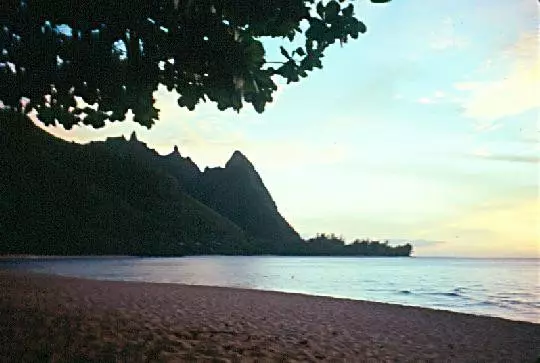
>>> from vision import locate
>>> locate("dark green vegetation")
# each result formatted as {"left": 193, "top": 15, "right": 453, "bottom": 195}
{"left": 0, "top": 113, "right": 411, "bottom": 256}
{"left": 1, "top": 0, "right": 389, "bottom": 128}
{"left": 306, "top": 234, "right": 412, "bottom": 256}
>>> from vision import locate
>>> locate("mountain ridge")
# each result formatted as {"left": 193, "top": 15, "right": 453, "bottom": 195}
{"left": 0, "top": 112, "right": 301, "bottom": 255}
{"left": 103, "top": 131, "right": 301, "bottom": 244}
{"left": 0, "top": 112, "right": 411, "bottom": 257}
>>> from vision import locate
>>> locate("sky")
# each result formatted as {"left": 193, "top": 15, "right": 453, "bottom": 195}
{"left": 34, "top": 0, "right": 539, "bottom": 257}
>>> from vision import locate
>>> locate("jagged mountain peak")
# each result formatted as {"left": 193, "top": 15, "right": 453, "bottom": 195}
{"left": 226, "top": 150, "right": 253, "bottom": 169}
{"left": 125, "top": 131, "right": 151, "bottom": 153}
{"left": 169, "top": 145, "right": 181, "bottom": 157}
{"left": 197, "top": 149, "right": 300, "bottom": 243}
{"left": 129, "top": 131, "right": 138, "bottom": 142}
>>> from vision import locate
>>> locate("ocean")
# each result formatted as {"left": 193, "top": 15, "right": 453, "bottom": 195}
{"left": 1, "top": 256, "right": 538, "bottom": 323}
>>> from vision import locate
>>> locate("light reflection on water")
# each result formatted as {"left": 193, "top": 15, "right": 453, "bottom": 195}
{"left": 2, "top": 256, "right": 538, "bottom": 323}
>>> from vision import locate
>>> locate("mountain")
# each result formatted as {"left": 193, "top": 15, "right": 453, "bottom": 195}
{"left": 0, "top": 112, "right": 411, "bottom": 257}
{"left": 0, "top": 112, "right": 300, "bottom": 255}
{"left": 98, "top": 133, "right": 301, "bottom": 246}
{"left": 196, "top": 151, "right": 300, "bottom": 243}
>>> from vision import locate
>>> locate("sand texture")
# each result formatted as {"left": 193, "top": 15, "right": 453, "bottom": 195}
{"left": 0, "top": 270, "right": 538, "bottom": 362}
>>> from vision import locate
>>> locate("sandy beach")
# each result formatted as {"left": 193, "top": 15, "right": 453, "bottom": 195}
{"left": 0, "top": 270, "right": 538, "bottom": 362}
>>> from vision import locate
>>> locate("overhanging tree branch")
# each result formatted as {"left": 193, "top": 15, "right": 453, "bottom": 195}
{"left": 0, "top": 0, "right": 391, "bottom": 129}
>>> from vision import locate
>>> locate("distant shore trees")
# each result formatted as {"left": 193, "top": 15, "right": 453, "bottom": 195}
{"left": 304, "top": 234, "right": 412, "bottom": 256}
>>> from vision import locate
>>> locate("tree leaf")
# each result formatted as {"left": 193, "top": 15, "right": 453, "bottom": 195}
{"left": 0, "top": 0, "right": 390, "bottom": 126}
{"left": 343, "top": 4, "right": 354, "bottom": 17}
{"left": 325, "top": 1, "right": 341, "bottom": 21}
{"left": 280, "top": 46, "right": 290, "bottom": 59}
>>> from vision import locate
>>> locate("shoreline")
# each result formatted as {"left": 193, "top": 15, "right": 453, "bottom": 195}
{"left": 1, "top": 259, "right": 538, "bottom": 324}
{"left": 1, "top": 268, "right": 536, "bottom": 325}
{"left": 1, "top": 270, "right": 539, "bottom": 362}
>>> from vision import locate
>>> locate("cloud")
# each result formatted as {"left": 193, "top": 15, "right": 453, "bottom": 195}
{"left": 468, "top": 147, "right": 538, "bottom": 164}
{"left": 472, "top": 120, "right": 503, "bottom": 133}
{"left": 454, "top": 82, "right": 478, "bottom": 91}
{"left": 417, "top": 97, "right": 432, "bottom": 104}
{"left": 456, "top": 199, "right": 539, "bottom": 254}
{"left": 456, "top": 31, "right": 540, "bottom": 122}
{"left": 388, "top": 239, "right": 446, "bottom": 248}
{"left": 471, "top": 147, "right": 492, "bottom": 158}
{"left": 476, "top": 154, "right": 539, "bottom": 164}
{"left": 521, "top": 137, "right": 539, "bottom": 145}
{"left": 413, "top": 90, "right": 462, "bottom": 106}
{"left": 429, "top": 17, "right": 469, "bottom": 50}
{"left": 434, "top": 91, "right": 445, "bottom": 98}
{"left": 240, "top": 141, "right": 349, "bottom": 173}
{"left": 413, "top": 196, "right": 539, "bottom": 257}
{"left": 430, "top": 37, "right": 468, "bottom": 51}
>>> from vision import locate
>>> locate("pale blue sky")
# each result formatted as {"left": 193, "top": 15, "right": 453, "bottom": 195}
{"left": 38, "top": 0, "right": 539, "bottom": 257}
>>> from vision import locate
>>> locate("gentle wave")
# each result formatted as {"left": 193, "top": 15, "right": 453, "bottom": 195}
{"left": 396, "top": 287, "right": 539, "bottom": 316}
{"left": 398, "top": 289, "right": 467, "bottom": 298}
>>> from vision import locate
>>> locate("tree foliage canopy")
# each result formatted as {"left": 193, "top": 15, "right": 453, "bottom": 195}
{"left": 0, "top": 0, "right": 390, "bottom": 128}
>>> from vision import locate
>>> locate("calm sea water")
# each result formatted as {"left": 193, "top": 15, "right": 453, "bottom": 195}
{"left": 2, "top": 256, "right": 538, "bottom": 323}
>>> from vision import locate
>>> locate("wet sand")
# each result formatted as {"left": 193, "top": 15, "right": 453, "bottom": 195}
{"left": 0, "top": 270, "right": 538, "bottom": 362}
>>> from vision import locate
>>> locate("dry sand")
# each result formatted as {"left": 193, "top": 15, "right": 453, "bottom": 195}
{"left": 0, "top": 270, "right": 538, "bottom": 362}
